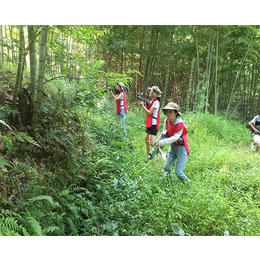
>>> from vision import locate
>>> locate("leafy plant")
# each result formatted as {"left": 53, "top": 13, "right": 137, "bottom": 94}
{"left": 0, "top": 209, "right": 29, "bottom": 236}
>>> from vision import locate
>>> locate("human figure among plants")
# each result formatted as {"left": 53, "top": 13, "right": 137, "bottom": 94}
{"left": 248, "top": 115, "right": 260, "bottom": 152}
{"left": 110, "top": 82, "right": 127, "bottom": 137}
{"left": 156, "top": 102, "right": 190, "bottom": 183}
{"left": 140, "top": 86, "right": 166, "bottom": 160}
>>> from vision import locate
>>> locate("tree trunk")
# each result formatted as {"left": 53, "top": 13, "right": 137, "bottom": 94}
{"left": 205, "top": 32, "right": 213, "bottom": 113}
{"left": 138, "top": 26, "right": 146, "bottom": 92}
{"left": 31, "top": 25, "right": 48, "bottom": 136}
{"left": 28, "top": 25, "right": 38, "bottom": 102}
{"left": 214, "top": 27, "right": 219, "bottom": 115}
{"left": 186, "top": 57, "right": 195, "bottom": 113}
{"left": 149, "top": 29, "right": 159, "bottom": 84}
{"left": 192, "top": 25, "right": 203, "bottom": 112}
{"left": 163, "top": 26, "right": 174, "bottom": 106}
{"left": 225, "top": 42, "right": 251, "bottom": 118}
{"left": 143, "top": 26, "right": 155, "bottom": 91}
{"left": 8, "top": 25, "right": 15, "bottom": 63}
{"left": 11, "top": 25, "right": 25, "bottom": 109}
{"left": 0, "top": 25, "right": 2, "bottom": 68}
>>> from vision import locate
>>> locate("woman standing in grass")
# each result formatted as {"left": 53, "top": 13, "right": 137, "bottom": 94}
{"left": 249, "top": 115, "right": 260, "bottom": 152}
{"left": 110, "top": 82, "right": 127, "bottom": 136}
{"left": 157, "top": 102, "right": 190, "bottom": 183}
{"left": 140, "top": 86, "right": 166, "bottom": 160}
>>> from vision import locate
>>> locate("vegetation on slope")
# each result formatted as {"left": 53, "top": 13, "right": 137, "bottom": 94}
{"left": 0, "top": 70, "right": 259, "bottom": 236}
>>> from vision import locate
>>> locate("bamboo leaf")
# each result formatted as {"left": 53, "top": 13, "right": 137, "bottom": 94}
{"left": 0, "top": 119, "right": 12, "bottom": 131}
{"left": 28, "top": 195, "right": 57, "bottom": 206}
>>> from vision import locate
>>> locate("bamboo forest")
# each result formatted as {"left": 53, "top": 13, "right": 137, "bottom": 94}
{"left": 0, "top": 25, "right": 260, "bottom": 238}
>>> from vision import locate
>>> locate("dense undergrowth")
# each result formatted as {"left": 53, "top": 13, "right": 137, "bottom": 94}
{"left": 0, "top": 70, "right": 259, "bottom": 236}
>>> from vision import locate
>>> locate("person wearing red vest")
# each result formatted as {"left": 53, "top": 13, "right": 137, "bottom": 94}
{"left": 110, "top": 82, "right": 127, "bottom": 136}
{"left": 249, "top": 115, "right": 260, "bottom": 152}
{"left": 140, "top": 86, "right": 166, "bottom": 160}
{"left": 157, "top": 102, "right": 190, "bottom": 183}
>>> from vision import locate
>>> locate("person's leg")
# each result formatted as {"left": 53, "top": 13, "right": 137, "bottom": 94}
{"left": 145, "top": 133, "right": 150, "bottom": 155}
{"left": 253, "top": 135, "right": 260, "bottom": 152}
{"left": 164, "top": 145, "right": 177, "bottom": 183}
{"left": 150, "top": 134, "right": 155, "bottom": 146}
{"left": 251, "top": 142, "right": 256, "bottom": 151}
{"left": 119, "top": 109, "right": 127, "bottom": 136}
{"left": 175, "top": 146, "right": 189, "bottom": 182}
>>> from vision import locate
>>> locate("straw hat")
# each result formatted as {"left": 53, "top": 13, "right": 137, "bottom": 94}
{"left": 148, "top": 86, "right": 162, "bottom": 98}
{"left": 162, "top": 102, "right": 181, "bottom": 116}
{"left": 117, "top": 82, "right": 125, "bottom": 91}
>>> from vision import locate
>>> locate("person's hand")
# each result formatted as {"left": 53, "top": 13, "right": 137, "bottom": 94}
{"left": 157, "top": 142, "right": 162, "bottom": 148}
{"left": 140, "top": 100, "right": 144, "bottom": 106}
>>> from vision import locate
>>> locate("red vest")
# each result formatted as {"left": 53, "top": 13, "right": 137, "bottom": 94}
{"left": 116, "top": 91, "right": 127, "bottom": 115}
{"left": 166, "top": 118, "right": 190, "bottom": 155}
{"left": 146, "top": 99, "right": 160, "bottom": 130}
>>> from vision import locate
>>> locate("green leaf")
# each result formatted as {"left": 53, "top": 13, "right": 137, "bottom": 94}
{"left": 172, "top": 223, "right": 185, "bottom": 236}
{"left": 25, "top": 216, "right": 42, "bottom": 236}
{"left": 28, "top": 195, "right": 56, "bottom": 206}
{"left": 0, "top": 159, "right": 12, "bottom": 168}
{"left": 0, "top": 120, "right": 12, "bottom": 131}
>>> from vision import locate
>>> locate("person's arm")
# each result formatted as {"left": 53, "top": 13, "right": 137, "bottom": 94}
{"left": 110, "top": 91, "right": 123, "bottom": 101}
{"left": 157, "top": 129, "right": 183, "bottom": 147}
{"left": 249, "top": 121, "right": 260, "bottom": 134}
{"left": 140, "top": 100, "right": 156, "bottom": 115}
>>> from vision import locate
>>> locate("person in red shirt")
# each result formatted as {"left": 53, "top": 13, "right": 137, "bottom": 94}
{"left": 140, "top": 86, "right": 166, "bottom": 160}
{"left": 157, "top": 102, "right": 190, "bottom": 183}
{"left": 110, "top": 82, "right": 127, "bottom": 136}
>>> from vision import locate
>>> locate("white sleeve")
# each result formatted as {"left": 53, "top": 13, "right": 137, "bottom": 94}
{"left": 250, "top": 115, "right": 259, "bottom": 125}
{"left": 160, "top": 129, "right": 183, "bottom": 146}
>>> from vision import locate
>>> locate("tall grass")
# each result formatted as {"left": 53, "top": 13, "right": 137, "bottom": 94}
{"left": 78, "top": 101, "right": 259, "bottom": 236}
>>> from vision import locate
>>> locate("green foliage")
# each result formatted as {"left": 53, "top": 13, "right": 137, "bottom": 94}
{"left": 1, "top": 68, "right": 259, "bottom": 236}
{"left": 24, "top": 213, "right": 43, "bottom": 236}
{"left": 186, "top": 113, "right": 251, "bottom": 145}
{"left": 0, "top": 209, "right": 29, "bottom": 236}
{"left": 2, "top": 131, "right": 40, "bottom": 155}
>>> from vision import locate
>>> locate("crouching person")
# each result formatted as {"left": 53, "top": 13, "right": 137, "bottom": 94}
{"left": 156, "top": 102, "right": 190, "bottom": 184}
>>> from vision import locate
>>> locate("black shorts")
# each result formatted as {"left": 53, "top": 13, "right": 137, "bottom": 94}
{"left": 146, "top": 125, "right": 158, "bottom": 136}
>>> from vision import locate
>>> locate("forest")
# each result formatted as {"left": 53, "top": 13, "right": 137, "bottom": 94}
{"left": 0, "top": 25, "right": 260, "bottom": 237}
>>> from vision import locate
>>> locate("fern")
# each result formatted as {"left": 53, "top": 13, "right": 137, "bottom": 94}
{"left": 65, "top": 217, "right": 79, "bottom": 235}
{"left": 17, "top": 132, "right": 40, "bottom": 148}
{"left": 2, "top": 135, "right": 13, "bottom": 153}
{"left": 0, "top": 158, "right": 12, "bottom": 168}
{"left": 0, "top": 209, "right": 29, "bottom": 236}
{"left": 12, "top": 132, "right": 40, "bottom": 148}
{"left": 2, "top": 131, "right": 40, "bottom": 155}
{"left": 42, "top": 226, "right": 62, "bottom": 235}
{"left": 24, "top": 214, "right": 43, "bottom": 236}
{"left": 28, "top": 195, "right": 58, "bottom": 207}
